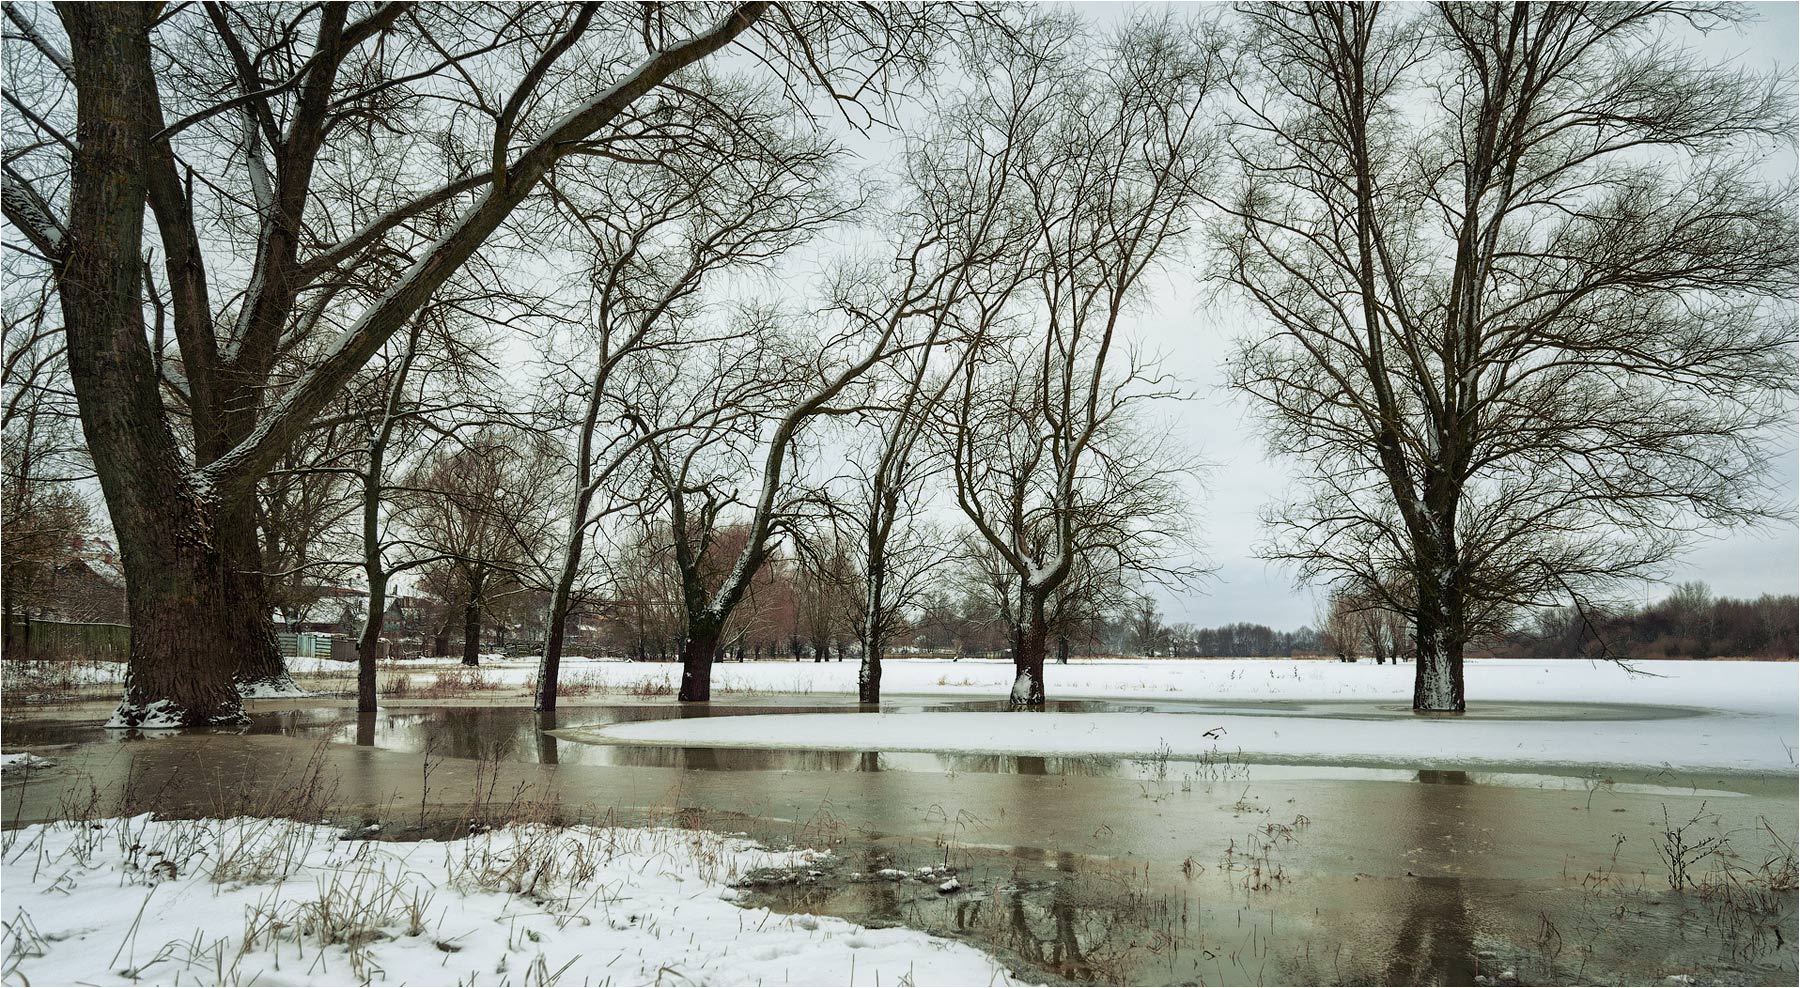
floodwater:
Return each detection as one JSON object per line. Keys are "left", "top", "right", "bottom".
{"left": 4, "top": 694, "right": 1795, "bottom": 986}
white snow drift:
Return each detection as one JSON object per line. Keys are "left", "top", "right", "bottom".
{"left": 0, "top": 816, "right": 1023, "bottom": 987}
{"left": 566, "top": 659, "right": 1798, "bottom": 775}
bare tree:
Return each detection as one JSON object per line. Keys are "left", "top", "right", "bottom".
{"left": 635, "top": 287, "right": 925, "bottom": 700}
{"left": 339, "top": 290, "right": 513, "bottom": 709}
{"left": 603, "top": 519, "right": 687, "bottom": 662}
{"left": 842, "top": 353, "right": 961, "bottom": 698}
{"left": 946, "top": 13, "right": 1220, "bottom": 708}
{"left": 1127, "top": 594, "right": 1165, "bottom": 658}
{"left": 394, "top": 428, "right": 560, "bottom": 667}
{"left": 1, "top": 273, "right": 92, "bottom": 637}
{"left": 825, "top": 105, "right": 1035, "bottom": 701}
{"left": 1218, "top": 2, "right": 1797, "bottom": 710}
{"left": 530, "top": 96, "right": 848, "bottom": 710}
{"left": 792, "top": 528, "right": 854, "bottom": 663}
{"left": 1317, "top": 591, "right": 1363, "bottom": 663}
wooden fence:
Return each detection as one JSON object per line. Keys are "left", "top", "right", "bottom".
{"left": 1, "top": 617, "right": 131, "bottom": 661}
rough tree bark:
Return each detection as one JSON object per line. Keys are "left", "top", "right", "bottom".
{"left": 1010, "top": 593, "right": 1049, "bottom": 708}
{"left": 1411, "top": 520, "right": 1466, "bottom": 711}
{"left": 51, "top": 4, "right": 248, "bottom": 725}
{"left": 460, "top": 574, "right": 485, "bottom": 668}
{"left": 679, "top": 614, "right": 723, "bottom": 702}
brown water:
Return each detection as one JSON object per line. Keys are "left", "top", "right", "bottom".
{"left": 3, "top": 696, "right": 1794, "bottom": 986}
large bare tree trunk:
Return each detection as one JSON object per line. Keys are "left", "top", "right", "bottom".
{"left": 111, "top": 491, "right": 260, "bottom": 726}
{"left": 679, "top": 616, "right": 721, "bottom": 702}
{"left": 461, "top": 576, "right": 484, "bottom": 667}
{"left": 221, "top": 497, "right": 291, "bottom": 694}
{"left": 54, "top": 5, "right": 245, "bottom": 726}
{"left": 858, "top": 637, "right": 882, "bottom": 703}
{"left": 1412, "top": 640, "right": 1464, "bottom": 711}
{"left": 1411, "top": 543, "right": 1466, "bottom": 711}
{"left": 1411, "top": 609, "right": 1466, "bottom": 712}
{"left": 1010, "top": 595, "right": 1048, "bottom": 709}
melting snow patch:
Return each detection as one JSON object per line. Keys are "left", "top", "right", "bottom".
{"left": 0, "top": 816, "right": 1029, "bottom": 987}
{"left": 0, "top": 752, "right": 56, "bottom": 773}
{"left": 239, "top": 676, "right": 310, "bottom": 699}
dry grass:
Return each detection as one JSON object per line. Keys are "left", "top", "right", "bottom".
{"left": 0, "top": 657, "right": 124, "bottom": 704}
{"left": 2, "top": 806, "right": 829, "bottom": 987}
{"left": 381, "top": 664, "right": 508, "bottom": 698}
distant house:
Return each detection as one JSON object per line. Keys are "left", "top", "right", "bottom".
{"left": 2, "top": 536, "right": 130, "bottom": 659}
{"left": 17, "top": 536, "right": 129, "bottom": 624}
{"left": 274, "top": 584, "right": 369, "bottom": 635}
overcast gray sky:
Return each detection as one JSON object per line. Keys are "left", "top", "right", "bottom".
{"left": 1105, "top": 1, "right": 1800, "bottom": 630}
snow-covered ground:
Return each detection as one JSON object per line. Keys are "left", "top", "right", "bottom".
{"left": 293, "top": 654, "right": 1799, "bottom": 713}
{"left": 556, "top": 659, "right": 1799, "bottom": 776}
{"left": 23, "top": 653, "right": 1795, "bottom": 711}
{"left": 0, "top": 816, "right": 1022, "bottom": 987}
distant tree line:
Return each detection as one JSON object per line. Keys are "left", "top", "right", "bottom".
{"left": 1516, "top": 583, "right": 1797, "bottom": 662}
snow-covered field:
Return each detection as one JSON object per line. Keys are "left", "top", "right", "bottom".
{"left": 0, "top": 816, "right": 1021, "bottom": 987}
{"left": 293, "top": 654, "right": 1798, "bottom": 714}
{"left": 19, "top": 653, "right": 1795, "bottom": 710}
{"left": 554, "top": 658, "right": 1799, "bottom": 776}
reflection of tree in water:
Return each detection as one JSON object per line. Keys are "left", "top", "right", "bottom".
{"left": 681, "top": 746, "right": 720, "bottom": 771}
{"left": 952, "top": 852, "right": 1150, "bottom": 983}
{"left": 1380, "top": 775, "right": 1477, "bottom": 985}
{"left": 855, "top": 847, "right": 905, "bottom": 924}
{"left": 603, "top": 745, "right": 871, "bottom": 773}
{"left": 419, "top": 707, "right": 531, "bottom": 762}
{"left": 934, "top": 753, "right": 1124, "bottom": 777}
{"left": 1008, "top": 883, "right": 1089, "bottom": 977}
{"left": 534, "top": 711, "right": 558, "bottom": 765}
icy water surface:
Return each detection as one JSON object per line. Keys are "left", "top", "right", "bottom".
{"left": 4, "top": 696, "right": 1795, "bottom": 985}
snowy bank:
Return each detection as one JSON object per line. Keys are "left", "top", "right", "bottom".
{"left": 569, "top": 705, "right": 1797, "bottom": 775}
{"left": 563, "top": 661, "right": 1798, "bottom": 776}
{"left": 0, "top": 816, "right": 1024, "bottom": 987}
